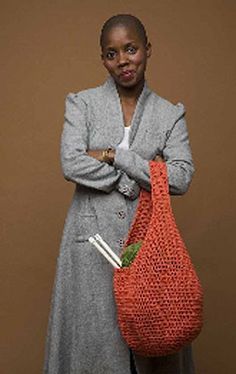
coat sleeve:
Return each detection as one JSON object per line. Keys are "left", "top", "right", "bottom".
{"left": 116, "top": 171, "right": 140, "bottom": 200}
{"left": 113, "top": 103, "right": 195, "bottom": 195}
{"left": 60, "top": 92, "right": 140, "bottom": 198}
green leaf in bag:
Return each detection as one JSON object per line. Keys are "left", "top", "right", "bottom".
{"left": 121, "top": 241, "right": 142, "bottom": 267}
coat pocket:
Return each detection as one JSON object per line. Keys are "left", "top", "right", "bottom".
{"left": 74, "top": 213, "right": 99, "bottom": 243}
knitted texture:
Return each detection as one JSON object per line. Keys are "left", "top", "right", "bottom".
{"left": 113, "top": 161, "right": 203, "bottom": 357}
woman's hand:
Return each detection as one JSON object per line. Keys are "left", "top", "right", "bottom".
{"left": 87, "top": 150, "right": 104, "bottom": 161}
{"left": 154, "top": 154, "right": 165, "bottom": 162}
{"left": 87, "top": 149, "right": 115, "bottom": 164}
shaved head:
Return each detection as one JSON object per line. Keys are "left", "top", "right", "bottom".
{"left": 100, "top": 14, "right": 148, "bottom": 50}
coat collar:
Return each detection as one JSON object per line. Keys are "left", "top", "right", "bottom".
{"left": 102, "top": 75, "right": 152, "bottom": 148}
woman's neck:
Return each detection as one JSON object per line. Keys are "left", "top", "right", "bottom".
{"left": 115, "top": 78, "right": 145, "bottom": 104}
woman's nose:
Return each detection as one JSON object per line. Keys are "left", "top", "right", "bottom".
{"left": 117, "top": 51, "right": 129, "bottom": 66}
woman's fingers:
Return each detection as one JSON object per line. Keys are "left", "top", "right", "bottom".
{"left": 154, "top": 154, "right": 164, "bottom": 162}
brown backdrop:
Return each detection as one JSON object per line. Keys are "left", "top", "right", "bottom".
{"left": 1, "top": 1, "right": 235, "bottom": 373}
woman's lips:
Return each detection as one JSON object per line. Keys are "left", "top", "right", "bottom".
{"left": 119, "top": 70, "right": 135, "bottom": 81}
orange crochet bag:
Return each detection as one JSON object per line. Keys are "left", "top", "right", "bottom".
{"left": 113, "top": 161, "right": 203, "bottom": 357}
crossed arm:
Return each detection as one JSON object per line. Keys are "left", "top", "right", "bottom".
{"left": 87, "top": 149, "right": 164, "bottom": 164}
{"left": 61, "top": 93, "right": 195, "bottom": 199}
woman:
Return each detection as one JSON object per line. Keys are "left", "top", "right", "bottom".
{"left": 44, "top": 14, "right": 196, "bottom": 374}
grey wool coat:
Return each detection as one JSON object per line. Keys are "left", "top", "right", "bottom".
{"left": 43, "top": 75, "right": 196, "bottom": 374}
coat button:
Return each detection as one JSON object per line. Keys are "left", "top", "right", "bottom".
{"left": 117, "top": 210, "right": 126, "bottom": 219}
{"left": 120, "top": 186, "right": 128, "bottom": 193}
{"left": 118, "top": 238, "right": 125, "bottom": 248}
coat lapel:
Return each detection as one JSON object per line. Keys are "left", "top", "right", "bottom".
{"left": 103, "top": 75, "right": 152, "bottom": 148}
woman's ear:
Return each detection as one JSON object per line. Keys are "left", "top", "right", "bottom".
{"left": 146, "top": 42, "right": 152, "bottom": 58}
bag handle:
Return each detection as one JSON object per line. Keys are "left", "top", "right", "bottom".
{"left": 149, "top": 161, "right": 170, "bottom": 205}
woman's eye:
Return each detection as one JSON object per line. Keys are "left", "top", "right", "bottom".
{"left": 127, "top": 46, "right": 137, "bottom": 54}
{"left": 106, "top": 51, "right": 116, "bottom": 59}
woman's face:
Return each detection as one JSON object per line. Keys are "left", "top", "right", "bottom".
{"left": 101, "top": 25, "right": 151, "bottom": 91}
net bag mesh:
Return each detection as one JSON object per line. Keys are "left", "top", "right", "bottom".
{"left": 113, "top": 161, "right": 203, "bottom": 357}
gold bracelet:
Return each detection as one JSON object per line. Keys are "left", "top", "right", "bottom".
{"left": 102, "top": 148, "right": 113, "bottom": 164}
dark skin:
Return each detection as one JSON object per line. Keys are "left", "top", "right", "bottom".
{"left": 87, "top": 24, "right": 164, "bottom": 164}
